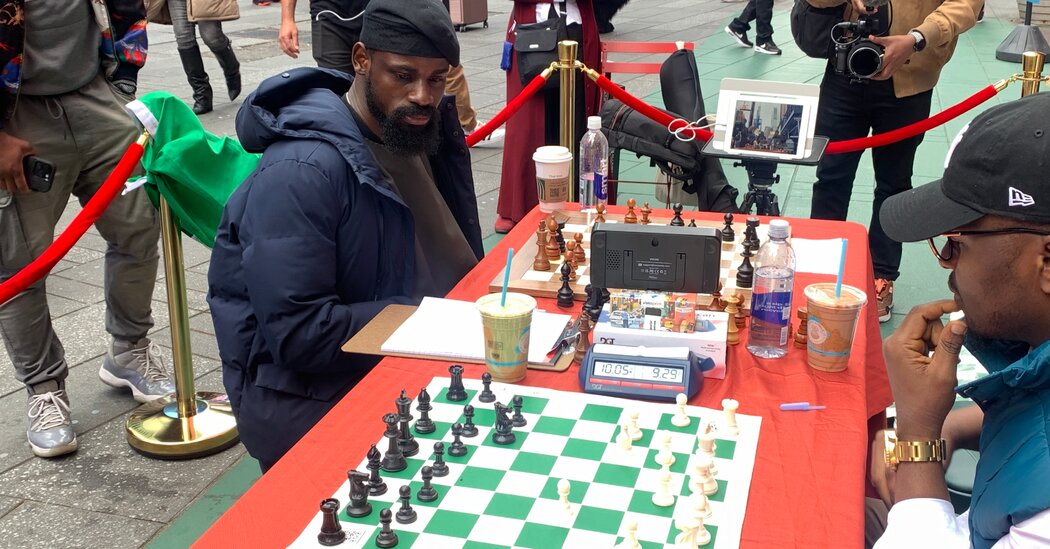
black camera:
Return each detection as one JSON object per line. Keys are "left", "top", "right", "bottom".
{"left": 832, "top": 11, "right": 890, "bottom": 82}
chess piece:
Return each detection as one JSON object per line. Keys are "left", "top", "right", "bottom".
{"left": 557, "top": 478, "right": 575, "bottom": 516}
{"left": 414, "top": 388, "right": 435, "bottom": 435}
{"left": 651, "top": 470, "right": 676, "bottom": 507}
{"left": 707, "top": 283, "right": 723, "bottom": 312}
{"left": 345, "top": 469, "right": 373, "bottom": 518}
{"left": 735, "top": 245, "right": 755, "bottom": 289}
{"left": 533, "top": 221, "right": 551, "bottom": 271}
{"left": 724, "top": 295, "right": 741, "bottom": 345}
{"left": 546, "top": 216, "right": 561, "bottom": 261}
{"left": 691, "top": 491, "right": 713, "bottom": 519}
{"left": 447, "top": 365, "right": 468, "bottom": 401}
{"left": 448, "top": 422, "right": 468, "bottom": 457}
{"left": 478, "top": 372, "right": 496, "bottom": 403}
{"left": 627, "top": 410, "right": 643, "bottom": 441}
{"left": 461, "top": 404, "right": 479, "bottom": 437}
{"left": 555, "top": 220, "right": 567, "bottom": 253}
{"left": 794, "top": 307, "right": 809, "bottom": 348}
{"left": 745, "top": 217, "right": 761, "bottom": 251}
{"left": 617, "top": 423, "right": 633, "bottom": 451}
{"left": 670, "top": 203, "right": 685, "bottom": 226}
{"left": 595, "top": 202, "right": 607, "bottom": 223}
{"left": 417, "top": 465, "right": 439, "bottom": 503}
{"left": 640, "top": 202, "right": 651, "bottom": 225}
{"left": 366, "top": 444, "right": 388, "bottom": 496}
{"left": 721, "top": 212, "right": 735, "bottom": 242}
{"left": 431, "top": 441, "right": 450, "bottom": 477}
{"left": 556, "top": 263, "right": 574, "bottom": 308}
{"left": 671, "top": 393, "right": 690, "bottom": 427}
{"left": 375, "top": 508, "right": 399, "bottom": 548}
{"left": 696, "top": 454, "right": 718, "bottom": 495}
{"left": 722, "top": 398, "right": 740, "bottom": 436}
{"left": 734, "top": 292, "right": 749, "bottom": 329}
{"left": 491, "top": 402, "right": 517, "bottom": 445}
{"left": 511, "top": 395, "right": 527, "bottom": 427}
{"left": 574, "top": 314, "right": 592, "bottom": 364}
{"left": 317, "top": 498, "right": 346, "bottom": 546}
{"left": 695, "top": 515, "right": 712, "bottom": 546}
{"left": 396, "top": 389, "right": 418, "bottom": 457}
{"left": 573, "top": 232, "right": 586, "bottom": 264}
{"left": 674, "top": 515, "right": 700, "bottom": 549}
{"left": 624, "top": 198, "right": 638, "bottom": 224}
{"left": 395, "top": 485, "right": 417, "bottom": 524}
{"left": 381, "top": 413, "right": 407, "bottom": 472}
{"left": 697, "top": 423, "right": 717, "bottom": 456}
{"left": 565, "top": 241, "right": 578, "bottom": 282}
{"left": 584, "top": 284, "right": 603, "bottom": 322}
{"left": 655, "top": 432, "right": 675, "bottom": 466}
{"left": 615, "top": 519, "right": 641, "bottom": 549}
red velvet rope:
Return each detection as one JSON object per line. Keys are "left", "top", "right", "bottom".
{"left": 0, "top": 140, "right": 145, "bottom": 305}
{"left": 595, "top": 74, "right": 715, "bottom": 142}
{"left": 466, "top": 70, "right": 552, "bottom": 147}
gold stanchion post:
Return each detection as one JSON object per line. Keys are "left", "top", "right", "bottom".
{"left": 558, "top": 40, "right": 579, "bottom": 203}
{"left": 125, "top": 196, "right": 239, "bottom": 459}
{"left": 1021, "top": 51, "right": 1046, "bottom": 96}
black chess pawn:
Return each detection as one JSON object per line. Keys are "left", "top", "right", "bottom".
{"left": 414, "top": 387, "right": 435, "bottom": 435}
{"left": 381, "top": 413, "right": 407, "bottom": 472}
{"left": 366, "top": 444, "right": 388, "bottom": 496}
{"left": 447, "top": 365, "right": 468, "bottom": 401}
{"left": 345, "top": 470, "right": 373, "bottom": 518}
{"left": 417, "top": 465, "right": 439, "bottom": 503}
{"left": 688, "top": 218, "right": 697, "bottom": 228}
{"left": 557, "top": 262, "right": 574, "bottom": 308}
{"left": 431, "top": 442, "right": 450, "bottom": 477}
{"left": 478, "top": 372, "right": 496, "bottom": 403}
{"left": 317, "top": 498, "right": 346, "bottom": 546}
{"left": 375, "top": 508, "right": 399, "bottom": 548}
{"left": 395, "top": 485, "right": 417, "bottom": 524}
{"left": 461, "top": 405, "right": 479, "bottom": 437}
{"left": 670, "top": 203, "right": 685, "bottom": 226}
{"left": 448, "top": 422, "right": 468, "bottom": 457}
{"left": 511, "top": 395, "right": 527, "bottom": 427}
{"left": 721, "top": 212, "right": 736, "bottom": 242}
{"left": 736, "top": 245, "right": 755, "bottom": 289}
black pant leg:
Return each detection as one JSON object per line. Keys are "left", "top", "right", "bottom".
{"left": 753, "top": 0, "right": 775, "bottom": 42}
{"left": 311, "top": 18, "right": 358, "bottom": 74}
{"left": 733, "top": 0, "right": 757, "bottom": 30}
{"left": 867, "top": 86, "right": 933, "bottom": 280}
{"left": 811, "top": 66, "right": 872, "bottom": 222}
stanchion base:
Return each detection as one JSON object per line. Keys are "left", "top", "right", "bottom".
{"left": 996, "top": 25, "right": 1050, "bottom": 63}
{"left": 126, "top": 392, "right": 239, "bottom": 460}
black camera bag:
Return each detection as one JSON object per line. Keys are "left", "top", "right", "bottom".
{"left": 790, "top": 0, "right": 846, "bottom": 59}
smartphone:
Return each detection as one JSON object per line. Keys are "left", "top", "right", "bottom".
{"left": 23, "top": 156, "right": 55, "bottom": 193}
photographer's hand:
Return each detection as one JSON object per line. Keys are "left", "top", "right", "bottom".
{"left": 850, "top": 0, "right": 874, "bottom": 13}
{"left": 870, "top": 34, "right": 916, "bottom": 81}
{"left": 0, "top": 131, "right": 34, "bottom": 193}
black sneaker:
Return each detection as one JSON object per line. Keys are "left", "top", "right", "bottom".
{"left": 754, "top": 40, "right": 782, "bottom": 55}
{"left": 976, "top": 6, "right": 985, "bottom": 23}
{"left": 724, "top": 26, "right": 753, "bottom": 48}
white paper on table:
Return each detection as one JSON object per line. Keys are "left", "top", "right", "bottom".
{"left": 791, "top": 238, "right": 848, "bottom": 275}
{"left": 380, "top": 297, "right": 572, "bottom": 363}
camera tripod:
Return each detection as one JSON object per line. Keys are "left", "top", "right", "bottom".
{"left": 735, "top": 159, "right": 781, "bottom": 216}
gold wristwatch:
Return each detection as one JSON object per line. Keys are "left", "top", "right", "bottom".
{"left": 883, "top": 430, "right": 947, "bottom": 469}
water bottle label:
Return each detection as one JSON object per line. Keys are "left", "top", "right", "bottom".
{"left": 594, "top": 173, "right": 607, "bottom": 200}
{"left": 751, "top": 290, "right": 792, "bottom": 325}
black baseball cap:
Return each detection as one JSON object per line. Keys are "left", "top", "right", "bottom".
{"left": 880, "top": 92, "right": 1050, "bottom": 242}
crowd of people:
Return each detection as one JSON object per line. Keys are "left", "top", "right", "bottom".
{"left": 1, "top": 0, "right": 1047, "bottom": 546}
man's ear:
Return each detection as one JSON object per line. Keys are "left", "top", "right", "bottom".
{"left": 1040, "top": 236, "right": 1050, "bottom": 296}
{"left": 352, "top": 43, "right": 370, "bottom": 75}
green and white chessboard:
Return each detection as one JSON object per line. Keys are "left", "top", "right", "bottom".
{"left": 291, "top": 377, "right": 761, "bottom": 548}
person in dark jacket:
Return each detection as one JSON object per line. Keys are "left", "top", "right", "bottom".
{"left": 208, "top": 0, "right": 483, "bottom": 471}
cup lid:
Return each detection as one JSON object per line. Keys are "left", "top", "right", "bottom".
{"left": 533, "top": 146, "right": 573, "bottom": 163}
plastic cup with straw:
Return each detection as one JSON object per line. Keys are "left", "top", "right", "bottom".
{"left": 803, "top": 237, "right": 867, "bottom": 372}
{"left": 477, "top": 248, "right": 536, "bottom": 383}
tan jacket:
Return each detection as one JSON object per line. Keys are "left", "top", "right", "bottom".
{"left": 807, "top": 0, "right": 980, "bottom": 98}
{"left": 188, "top": 0, "right": 239, "bottom": 22}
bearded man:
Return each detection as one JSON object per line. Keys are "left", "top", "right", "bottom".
{"left": 207, "top": 0, "right": 483, "bottom": 471}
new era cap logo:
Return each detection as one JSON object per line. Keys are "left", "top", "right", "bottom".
{"left": 1008, "top": 187, "right": 1035, "bottom": 207}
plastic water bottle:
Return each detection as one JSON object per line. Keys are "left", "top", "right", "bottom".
{"left": 579, "top": 116, "right": 609, "bottom": 209}
{"left": 747, "top": 219, "right": 796, "bottom": 359}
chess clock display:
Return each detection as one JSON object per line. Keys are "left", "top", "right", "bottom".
{"left": 579, "top": 344, "right": 713, "bottom": 401}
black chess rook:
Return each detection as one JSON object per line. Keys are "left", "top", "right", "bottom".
{"left": 447, "top": 365, "right": 468, "bottom": 401}
{"left": 317, "top": 498, "right": 346, "bottom": 546}
{"left": 381, "top": 413, "right": 407, "bottom": 472}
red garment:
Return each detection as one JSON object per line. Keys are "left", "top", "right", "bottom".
{"left": 496, "top": 0, "right": 603, "bottom": 223}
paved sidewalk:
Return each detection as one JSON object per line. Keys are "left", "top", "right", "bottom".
{"left": 0, "top": 0, "right": 1041, "bottom": 546}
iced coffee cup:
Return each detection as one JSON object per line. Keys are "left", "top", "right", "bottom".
{"left": 804, "top": 283, "right": 867, "bottom": 372}
{"left": 476, "top": 293, "right": 537, "bottom": 383}
{"left": 533, "top": 146, "right": 572, "bottom": 213}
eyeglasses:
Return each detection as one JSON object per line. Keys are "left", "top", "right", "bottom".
{"left": 927, "top": 227, "right": 1050, "bottom": 262}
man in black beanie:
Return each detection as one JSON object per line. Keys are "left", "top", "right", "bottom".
{"left": 208, "top": 0, "right": 483, "bottom": 471}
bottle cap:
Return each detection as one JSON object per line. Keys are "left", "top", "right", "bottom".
{"left": 587, "top": 116, "right": 602, "bottom": 131}
{"left": 768, "top": 219, "right": 790, "bottom": 239}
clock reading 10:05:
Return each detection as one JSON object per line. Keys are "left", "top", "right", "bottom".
{"left": 594, "top": 361, "right": 683, "bottom": 384}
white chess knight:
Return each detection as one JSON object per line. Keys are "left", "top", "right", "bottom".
{"left": 655, "top": 432, "right": 676, "bottom": 466}
{"left": 627, "top": 410, "right": 643, "bottom": 441}
{"left": 617, "top": 423, "right": 633, "bottom": 451}
{"left": 721, "top": 398, "right": 740, "bottom": 436}
{"left": 651, "top": 470, "right": 676, "bottom": 507}
{"left": 614, "top": 519, "right": 642, "bottom": 549}
{"left": 690, "top": 491, "right": 713, "bottom": 519}
{"left": 674, "top": 515, "right": 701, "bottom": 549}
{"left": 671, "top": 393, "right": 691, "bottom": 427}
{"left": 696, "top": 454, "right": 719, "bottom": 495}
{"left": 557, "top": 478, "right": 575, "bottom": 517}
{"left": 694, "top": 513, "right": 712, "bottom": 546}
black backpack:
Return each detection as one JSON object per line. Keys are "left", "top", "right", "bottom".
{"left": 789, "top": 0, "right": 846, "bottom": 59}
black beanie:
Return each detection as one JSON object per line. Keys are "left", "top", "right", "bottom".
{"left": 359, "top": 0, "right": 461, "bottom": 67}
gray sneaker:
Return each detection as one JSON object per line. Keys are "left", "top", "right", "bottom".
{"left": 27, "top": 389, "right": 78, "bottom": 458}
{"left": 99, "top": 339, "right": 176, "bottom": 403}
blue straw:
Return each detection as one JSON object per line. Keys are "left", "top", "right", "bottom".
{"left": 835, "top": 238, "right": 847, "bottom": 299}
{"left": 500, "top": 248, "right": 514, "bottom": 307}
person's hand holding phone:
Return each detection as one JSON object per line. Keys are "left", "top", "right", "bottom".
{"left": 0, "top": 131, "right": 35, "bottom": 193}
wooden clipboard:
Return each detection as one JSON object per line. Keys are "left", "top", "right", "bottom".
{"left": 341, "top": 304, "right": 574, "bottom": 372}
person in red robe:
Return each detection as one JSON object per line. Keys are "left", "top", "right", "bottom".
{"left": 495, "top": 0, "right": 602, "bottom": 233}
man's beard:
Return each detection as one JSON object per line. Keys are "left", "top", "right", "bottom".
{"left": 365, "top": 76, "right": 441, "bottom": 155}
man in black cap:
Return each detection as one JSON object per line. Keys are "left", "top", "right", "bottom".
{"left": 207, "top": 0, "right": 483, "bottom": 471}
{"left": 868, "top": 93, "right": 1050, "bottom": 547}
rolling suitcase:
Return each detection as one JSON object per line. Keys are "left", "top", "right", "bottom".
{"left": 448, "top": 0, "right": 489, "bottom": 32}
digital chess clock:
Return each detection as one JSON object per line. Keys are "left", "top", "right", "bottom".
{"left": 578, "top": 344, "right": 713, "bottom": 401}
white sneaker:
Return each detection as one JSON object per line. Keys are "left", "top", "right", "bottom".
{"left": 468, "top": 119, "right": 505, "bottom": 147}
{"left": 27, "top": 389, "right": 78, "bottom": 458}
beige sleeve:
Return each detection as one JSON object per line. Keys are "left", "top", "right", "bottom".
{"left": 914, "top": 0, "right": 980, "bottom": 47}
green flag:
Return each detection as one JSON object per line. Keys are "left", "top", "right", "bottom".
{"left": 134, "top": 91, "right": 260, "bottom": 247}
